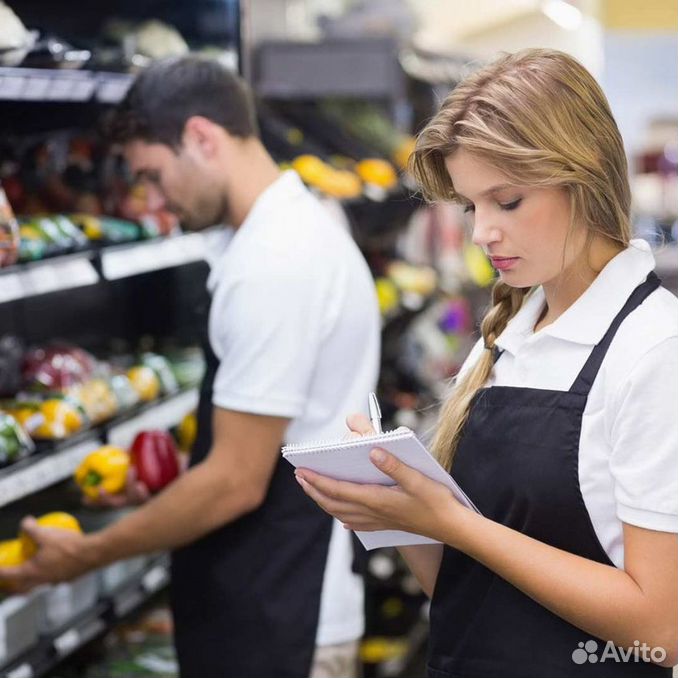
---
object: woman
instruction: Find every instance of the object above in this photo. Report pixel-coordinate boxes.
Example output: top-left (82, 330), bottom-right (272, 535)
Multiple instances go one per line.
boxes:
top-left (295, 49), bottom-right (677, 677)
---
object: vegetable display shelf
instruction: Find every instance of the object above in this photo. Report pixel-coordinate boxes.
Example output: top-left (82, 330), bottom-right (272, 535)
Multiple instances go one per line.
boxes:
top-left (0, 68), bottom-right (133, 105)
top-left (0, 387), bottom-right (199, 508)
top-left (99, 233), bottom-right (206, 281)
top-left (0, 233), bottom-right (208, 304)
top-left (0, 252), bottom-right (98, 305)
top-left (0, 555), bottom-right (170, 678)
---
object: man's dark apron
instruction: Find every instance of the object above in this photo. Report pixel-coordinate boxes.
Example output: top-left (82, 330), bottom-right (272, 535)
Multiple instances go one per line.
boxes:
top-left (171, 298), bottom-right (333, 677)
top-left (428, 272), bottom-right (671, 678)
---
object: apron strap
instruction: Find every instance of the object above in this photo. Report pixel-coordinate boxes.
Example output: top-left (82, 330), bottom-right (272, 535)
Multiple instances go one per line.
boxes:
top-left (569, 272), bottom-right (661, 396)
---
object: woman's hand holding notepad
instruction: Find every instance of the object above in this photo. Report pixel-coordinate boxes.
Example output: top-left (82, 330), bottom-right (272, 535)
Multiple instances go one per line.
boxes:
top-left (283, 422), bottom-right (480, 550)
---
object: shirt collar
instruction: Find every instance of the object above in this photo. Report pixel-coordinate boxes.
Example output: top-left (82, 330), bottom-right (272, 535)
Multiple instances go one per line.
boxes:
top-left (238, 169), bottom-right (305, 230)
top-left (205, 170), bottom-right (305, 293)
top-left (495, 239), bottom-right (656, 353)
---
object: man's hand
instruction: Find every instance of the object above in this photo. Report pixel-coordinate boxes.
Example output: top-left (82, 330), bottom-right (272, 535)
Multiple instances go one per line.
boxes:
top-left (83, 467), bottom-right (150, 508)
top-left (0, 517), bottom-right (93, 593)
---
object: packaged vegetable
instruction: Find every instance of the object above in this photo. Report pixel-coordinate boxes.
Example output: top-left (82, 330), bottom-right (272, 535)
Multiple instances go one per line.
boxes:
top-left (109, 374), bottom-right (140, 410)
top-left (30, 396), bottom-right (85, 439)
top-left (71, 378), bottom-right (118, 423)
top-left (22, 344), bottom-right (96, 392)
top-left (140, 353), bottom-right (178, 395)
top-left (0, 411), bottom-right (34, 467)
top-left (0, 182), bottom-right (20, 267)
top-left (127, 365), bottom-right (161, 402)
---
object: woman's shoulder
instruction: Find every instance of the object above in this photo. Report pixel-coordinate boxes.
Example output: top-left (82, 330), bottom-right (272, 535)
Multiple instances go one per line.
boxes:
top-left (617, 285), bottom-right (678, 347)
top-left (602, 286), bottom-right (677, 390)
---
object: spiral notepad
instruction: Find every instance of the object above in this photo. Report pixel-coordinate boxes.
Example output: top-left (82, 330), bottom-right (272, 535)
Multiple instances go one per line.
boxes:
top-left (282, 428), bottom-right (480, 550)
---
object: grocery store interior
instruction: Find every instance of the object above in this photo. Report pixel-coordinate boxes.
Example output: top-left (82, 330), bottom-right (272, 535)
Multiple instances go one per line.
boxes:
top-left (0, 1), bottom-right (676, 677)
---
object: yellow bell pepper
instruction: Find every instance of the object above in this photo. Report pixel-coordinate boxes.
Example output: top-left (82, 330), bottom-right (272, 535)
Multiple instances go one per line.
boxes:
top-left (0, 539), bottom-right (26, 590)
top-left (20, 512), bottom-right (82, 559)
top-left (74, 446), bottom-right (130, 500)
top-left (0, 539), bottom-right (25, 567)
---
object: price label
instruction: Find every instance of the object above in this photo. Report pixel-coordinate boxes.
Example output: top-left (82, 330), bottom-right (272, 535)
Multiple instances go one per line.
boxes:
top-left (23, 77), bottom-right (51, 101)
top-left (0, 438), bottom-right (99, 507)
top-left (159, 239), bottom-right (184, 267)
top-left (108, 390), bottom-right (198, 449)
top-left (97, 78), bottom-right (132, 104)
top-left (141, 565), bottom-right (168, 593)
top-left (47, 77), bottom-right (76, 101)
top-left (103, 236), bottom-right (207, 280)
top-left (56, 259), bottom-right (99, 288)
top-left (4, 663), bottom-right (33, 678)
top-left (0, 74), bottom-right (26, 100)
top-left (23, 264), bottom-right (59, 294)
top-left (363, 184), bottom-right (388, 202)
top-left (152, 390), bottom-right (199, 430)
top-left (71, 79), bottom-right (96, 101)
top-left (179, 234), bottom-right (207, 260)
top-left (53, 628), bottom-right (80, 656)
top-left (0, 272), bottom-right (26, 303)
top-left (103, 244), bottom-right (155, 279)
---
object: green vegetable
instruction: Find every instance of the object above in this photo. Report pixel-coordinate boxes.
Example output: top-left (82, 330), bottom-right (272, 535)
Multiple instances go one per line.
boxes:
top-left (0, 412), bottom-right (34, 467)
top-left (141, 353), bottom-right (179, 395)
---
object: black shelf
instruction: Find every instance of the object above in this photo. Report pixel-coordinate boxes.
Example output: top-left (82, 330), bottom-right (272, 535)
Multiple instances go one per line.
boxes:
top-left (0, 67), bottom-right (133, 104)
top-left (0, 232), bottom-right (208, 305)
top-left (0, 556), bottom-right (170, 678)
top-left (0, 387), bottom-right (198, 508)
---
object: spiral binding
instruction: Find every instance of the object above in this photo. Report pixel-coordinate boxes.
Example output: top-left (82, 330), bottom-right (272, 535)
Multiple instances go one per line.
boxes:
top-left (282, 427), bottom-right (413, 455)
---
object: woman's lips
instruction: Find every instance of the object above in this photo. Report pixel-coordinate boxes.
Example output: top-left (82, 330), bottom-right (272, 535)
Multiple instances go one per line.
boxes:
top-left (489, 256), bottom-right (520, 271)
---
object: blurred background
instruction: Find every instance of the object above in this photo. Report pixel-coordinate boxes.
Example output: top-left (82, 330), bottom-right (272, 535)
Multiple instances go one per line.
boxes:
top-left (0, 1), bottom-right (676, 676)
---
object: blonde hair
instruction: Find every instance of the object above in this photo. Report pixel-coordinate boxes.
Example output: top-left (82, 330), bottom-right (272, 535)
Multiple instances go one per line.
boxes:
top-left (410, 49), bottom-right (632, 471)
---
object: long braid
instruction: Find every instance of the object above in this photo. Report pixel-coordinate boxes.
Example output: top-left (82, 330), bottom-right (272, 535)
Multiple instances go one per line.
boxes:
top-left (431, 281), bottom-right (530, 470)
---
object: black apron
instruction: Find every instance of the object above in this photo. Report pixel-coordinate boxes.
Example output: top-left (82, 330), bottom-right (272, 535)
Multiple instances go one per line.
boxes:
top-left (171, 298), bottom-right (333, 678)
top-left (428, 273), bottom-right (671, 678)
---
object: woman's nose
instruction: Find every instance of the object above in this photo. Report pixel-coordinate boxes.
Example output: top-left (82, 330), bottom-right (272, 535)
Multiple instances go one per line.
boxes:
top-left (471, 208), bottom-right (502, 248)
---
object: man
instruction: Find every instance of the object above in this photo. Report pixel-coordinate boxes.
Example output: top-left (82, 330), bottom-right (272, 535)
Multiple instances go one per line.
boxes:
top-left (0, 57), bottom-right (380, 678)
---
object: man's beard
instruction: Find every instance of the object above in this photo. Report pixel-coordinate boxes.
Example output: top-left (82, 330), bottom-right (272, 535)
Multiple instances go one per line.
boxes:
top-left (178, 195), bottom-right (229, 231)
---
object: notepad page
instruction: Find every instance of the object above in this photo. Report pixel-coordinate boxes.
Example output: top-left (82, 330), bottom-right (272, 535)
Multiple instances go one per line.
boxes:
top-left (282, 429), bottom-right (479, 550)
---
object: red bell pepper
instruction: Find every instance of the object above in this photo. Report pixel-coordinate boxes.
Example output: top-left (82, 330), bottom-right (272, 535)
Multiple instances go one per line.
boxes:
top-left (130, 430), bottom-right (180, 492)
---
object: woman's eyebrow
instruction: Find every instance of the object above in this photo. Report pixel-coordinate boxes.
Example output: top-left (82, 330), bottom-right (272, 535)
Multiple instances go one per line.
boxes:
top-left (456, 183), bottom-right (519, 201)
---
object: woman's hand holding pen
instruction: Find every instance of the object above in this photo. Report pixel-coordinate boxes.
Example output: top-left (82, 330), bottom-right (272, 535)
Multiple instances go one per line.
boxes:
top-left (295, 413), bottom-right (471, 546)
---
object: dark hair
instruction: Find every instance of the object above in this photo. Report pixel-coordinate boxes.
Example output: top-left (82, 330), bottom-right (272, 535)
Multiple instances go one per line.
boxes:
top-left (107, 56), bottom-right (259, 147)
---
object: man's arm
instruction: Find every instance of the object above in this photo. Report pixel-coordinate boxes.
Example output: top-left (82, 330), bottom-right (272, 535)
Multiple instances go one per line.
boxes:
top-left (89, 406), bottom-right (289, 563)
top-left (0, 407), bottom-right (289, 590)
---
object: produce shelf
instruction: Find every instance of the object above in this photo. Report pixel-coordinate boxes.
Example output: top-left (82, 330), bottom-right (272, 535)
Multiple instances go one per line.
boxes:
top-left (106, 387), bottom-right (199, 450)
top-left (100, 233), bottom-right (207, 281)
top-left (0, 233), bottom-right (209, 305)
top-left (0, 556), bottom-right (170, 678)
top-left (0, 387), bottom-right (199, 508)
top-left (0, 67), bottom-right (133, 104)
top-left (0, 435), bottom-right (100, 509)
top-left (0, 251), bottom-right (98, 304)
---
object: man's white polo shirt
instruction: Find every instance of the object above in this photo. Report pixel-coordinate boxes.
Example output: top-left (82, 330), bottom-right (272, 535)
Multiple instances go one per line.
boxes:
top-left (204, 171), bottom-right (381, 645)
